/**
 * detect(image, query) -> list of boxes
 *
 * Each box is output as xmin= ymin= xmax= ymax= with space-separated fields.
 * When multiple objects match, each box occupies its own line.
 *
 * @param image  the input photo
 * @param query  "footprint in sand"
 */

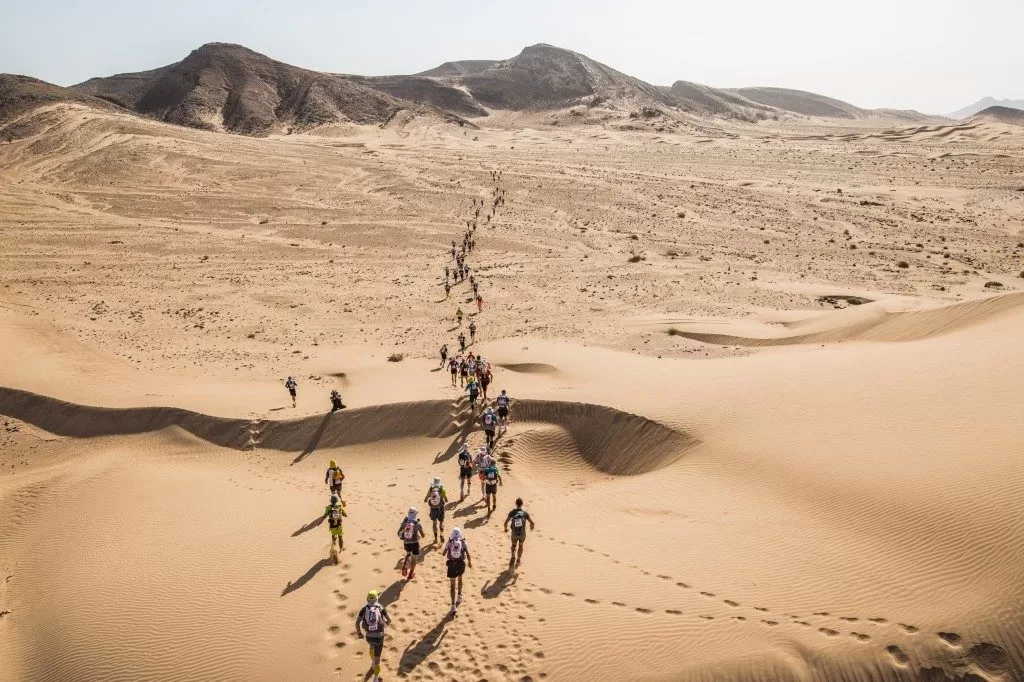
xmin=839 ymin=616 xmax=859 ymax=622
xmin=584 ymin=598 xmax=599 ymax=604
xmin=812 ymin=611 xmax=830 ymax=616
xmin=898 ymin=624 xmax=919 ymax=634
xmin=724 ymin=600 xmax=739 ymax=607
xmin=611 ymin=601 xmax=626 ymax=607
xmin=665 ymin=609 xmax=682 ymax=615
xmin=635 ymin=607 xmax=652 ymax=614
xmin=937 ymin=632 xmax=962 ymax=647
xmin=886 ymin=645 xmax=909 ymax=665
xmin=819 ymin=628 xmax=839 ymax=636
xmin=850 ymin=632 xmax=871 ymax=642
xmin=761 ymin=620 xmax=779 ymax=626
xmin=328 ymin=625 xmax=340 ymax=634
xmin=699 ymin=591 xmax=715 ymax=598
xmin=867 ymin=617 xmax=888 ymax=624
xmin=699 ymin=615 xmax=714 ymax=620
xmin=753 ymin=607 xmax=769 ymax=612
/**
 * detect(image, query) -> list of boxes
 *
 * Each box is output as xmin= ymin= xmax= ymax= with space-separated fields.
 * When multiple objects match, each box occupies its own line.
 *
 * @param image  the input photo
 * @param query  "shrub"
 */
xmin=984 ymin=281 xmax=1003 ymax=289
xmin=628 ymin=255 xmax=643 ymax=263
xmin=388 ymin=353 xmax=404 ymax=362
xmin=897 ymin=261 xmax=909 ymax=268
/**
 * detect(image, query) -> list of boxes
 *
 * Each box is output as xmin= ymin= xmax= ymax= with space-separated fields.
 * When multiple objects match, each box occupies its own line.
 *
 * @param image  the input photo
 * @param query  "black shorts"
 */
xmin=404 ymin=542 xmax=420 ymax=556
xmin=288 ymin=388 xmax=296 ymax=397
xmin=498 ymin=406 xmax=508 ymax=418
xmin=329 ymin=483 xmax=342 ymax=494
xmin=485 ymin=428 xmax=495 ymax=438
xmin=446 ymin=560 xmax=466 ymax=578
xmin=459 ymin=466 xmax=472 ymax=479
xmin=511 ymin=531 xmax=526 ymax=543
xmin=486 ymin=483 xmax=498 ymax=495
xmin=429 ymin=507 xmax=444 ymax=522
xmin=366 ymin=635 xmax=384 ymax=657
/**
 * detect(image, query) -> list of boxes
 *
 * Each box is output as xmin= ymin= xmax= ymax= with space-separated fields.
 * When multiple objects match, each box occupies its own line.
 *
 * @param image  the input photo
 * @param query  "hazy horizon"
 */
xmin=1 ymin=0 xmax=1021 ymax=115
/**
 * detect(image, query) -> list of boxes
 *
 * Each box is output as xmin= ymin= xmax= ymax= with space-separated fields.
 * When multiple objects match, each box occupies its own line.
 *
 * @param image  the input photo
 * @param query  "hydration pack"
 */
xmin=512 ymin=511 xmax=526 ymax=530
xmin=364 ymin=604 xmax=384 ymax=635
xmin=429 ymin=488 xmax=442 ymax=507
xmin=486 ymin=468 xmax=497 ymax=482
xmin=329 ymin=507 xmax=342 ymax=525
xmin=449 ymin=540 xmax=464 ymax=560
xmin=483 ymin=414 xmax=495 ymax=427
xmin=401 ymin=520 xmax=416 ymax=541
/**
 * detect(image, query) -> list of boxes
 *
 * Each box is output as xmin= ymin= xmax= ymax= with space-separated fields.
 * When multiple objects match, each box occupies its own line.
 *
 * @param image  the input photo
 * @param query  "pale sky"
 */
xmin=1 ymin=0 xmax=1020 ymax=115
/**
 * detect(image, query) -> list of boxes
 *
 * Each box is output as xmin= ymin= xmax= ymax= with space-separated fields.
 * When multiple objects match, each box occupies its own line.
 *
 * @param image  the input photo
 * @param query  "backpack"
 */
xmin=329 ymin=507 xmax=342 ymax=525
xmin=448 ymin=539 xmax=464 ymax=560
xmin=331 ymin=468 xmax=342 ymax=483
xmin=429 ymin=488 xmax=442 ymax=507
xmin=512 ymin=511 xmax=526 ymax=531
xmin=401 ymin=520 xmax=416 ymax=541
xmin=485 ymin=467 xmax=497 ymax=482
xmin=483 ymin=414 xmax=495 ymax=427
xmin=363 ymin=604 xmax=384 ymax=635
xmin=459 ymin=451 xmax=470 ymax=467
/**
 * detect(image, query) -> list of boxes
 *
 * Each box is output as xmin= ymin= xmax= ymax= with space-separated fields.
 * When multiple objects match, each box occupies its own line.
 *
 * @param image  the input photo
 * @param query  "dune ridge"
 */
xmin=0 ymin=387 xmax=694 ymax=473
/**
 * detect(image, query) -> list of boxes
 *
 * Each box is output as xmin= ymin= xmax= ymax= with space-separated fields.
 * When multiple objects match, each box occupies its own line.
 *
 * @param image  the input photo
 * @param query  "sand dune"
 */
xmin=2 ymin=88 xmax=1024 ymax=682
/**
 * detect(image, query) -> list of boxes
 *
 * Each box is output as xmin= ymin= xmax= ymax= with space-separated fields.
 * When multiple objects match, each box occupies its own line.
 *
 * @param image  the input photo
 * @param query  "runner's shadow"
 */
xmin=430 ymin=367 xmax=442 ymax=373
xmin=464 ymin=514 xmax=490 ymax=529
xmin=291 ymin=515 xmax=323 ymax=536
xmin=391 ymin=543 xmax=437 ymax=571
xmin=434 ymin=415 xmax=474 ymax=464
xmin=481 ymin=569 xmax=517 ymax=599
xmin=281 ymin=558 xmax=331 ymax=596
xmin=453 ymin=501 xmax=483 ymax=518
xmin=291 ymin=412 xmax=333 ymax=464
xmin=398 ymin=612 xmax=454 ymax=674
xmin=268 ymin=406 xmax=287 ymax=412
xmin=378 ymin=579 xmax=405 ymax=607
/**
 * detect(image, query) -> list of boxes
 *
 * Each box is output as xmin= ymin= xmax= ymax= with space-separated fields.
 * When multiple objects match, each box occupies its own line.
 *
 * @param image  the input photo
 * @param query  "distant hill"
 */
xmin=730 ymin=87 xmax=866 ymax=119
xmin=948 ymin=97 xmax=1024 ymax=120
xmin=417 ymin=60 xmax=499 ymax=78
xmin=665 ymin=81 xmax=774 ymax=118
xmin=972 ymin=105 xmax=1024 ymax=126
xmin=339 ymin=74 xmax=488 ymax=118
xmin=0 ymin=74 xmax=114 ymax=124
xmin=70 ymin=43 xmax=468 ymax=135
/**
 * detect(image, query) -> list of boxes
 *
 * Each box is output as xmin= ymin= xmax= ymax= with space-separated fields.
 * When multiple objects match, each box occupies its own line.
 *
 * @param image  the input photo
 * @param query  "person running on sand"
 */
xmin=466 ymin=375 xmax=480 ymax=410
xmin=459 ymin=357 xmax=469 ymax=387
xmin=455 ymin=308 xmax=464 ymax=326
xmin=448 ymin=356 xmax=459 ymax=387
xmin=472 ymin=280 xmax=479 ymax=296
xmin=356 ymin=589 xmax=392 ymax=682
xmin=458 ymin=332 xmax=467 ymax=352
xmin=481 ymin=406 xmax=498 ymax=450
xmin=442 ymin=528 xmax=472 ymax=614
xmin=483 ymin=458 xmax=502 ymax=515
xmin=330 ymin=389 xmax=346 ymax=412
xmin=457 ymin=444 xmax=473 ymax=498
xmin=285 ymin=376 xmax=298 ymax=408
xmin=504 ymin=498 xmax=535 ymax=570
xmin=496 ymin=390 xmax=511 ymax=431
xmin=439 ymin=344 xmax=448 ymax=367
xmin=474 ymin=446 xmax=492 ymax=499
xmin=469 ymin=320 xmax=477 ymax=344
xmin=325 ymin=459 xmax=345 ymax=495
xmin=444 ymin=280 xmax=451 ymax=298
xmin=479 ymin=369 xmax=491 ymax=402
xmin=397 ymin=507 xmax=426 ymax=579
xmin=424 ymin=477 xmax=449 ymax=543
xmin=476 ymin=294 xmax=483 ymax=312
xmin=319 ymin=493 xmax=348 ymax=557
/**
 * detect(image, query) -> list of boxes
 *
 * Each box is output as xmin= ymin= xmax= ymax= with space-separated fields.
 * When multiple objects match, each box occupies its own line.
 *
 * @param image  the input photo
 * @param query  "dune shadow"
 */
xmin=481 ymin=570 xmax=517 ymax=599
xmin=291 ymin=515 xmax=323 ymax=537
xmin=291 ymin=412 xmax=333 ymax=464
xmin=281 ymin=557 xmax=331 ymax=596
xmin=398 ymin=612 xmax=454 ymax=674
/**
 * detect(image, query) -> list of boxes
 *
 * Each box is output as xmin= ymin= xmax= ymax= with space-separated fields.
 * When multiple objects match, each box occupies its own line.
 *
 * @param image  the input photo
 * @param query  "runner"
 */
xmin=325 ymin=459 xmax=345 ymax=496
xmin=466 ymin=374 xmax=480 ymax=410
xmin=356 ymin=589 xmax=392 ymax=682
xmin=474 ymin=446 xmax=492 ymax=499
xmin=444 ymin=280 xmax=451 ymax=298
xmin=318 ymin=493 xmax=347 ymax=559
xmin=479 ymin=369 xmax=491 ymax=402
xmin=496 ymin=389 xmax=511 ymax=431
xmin=455 ymin=308 xmax=464 ymax=326
xmin=285 ymin=376 xmax=298 ymax=408
xmin=476 ymin=294 xmax=483 ymax=312
xmin=448 ymin=355 xmax=459 ymax=387
xmin=481 ymin=406 xmax=498 ymax=450
xmin=442 ymin=528 xmax=472 ymax=614
xmin=330 ymin=389 xmax=346 ymax=412
xmin=423 ymin=477 xmax=449 ymax=543
xmin=457 ymin=444 xmax=473 ymax=498
xmin=439 ymin=343 xmax=448 ymax=367
xmin=458 ymin=332 xmax=467 ymax=352
xmin=459 ymin=356 xmax=469 ymax=387
xmin=397 ymin=507 xmax=426 ymax=579
xmin=469 ymin=320 xmax=477 ymax=344
xmin=483 ymin=458 xmax=503 ymax=515
xmin=503 ymin=498 xmax=536 ymax=570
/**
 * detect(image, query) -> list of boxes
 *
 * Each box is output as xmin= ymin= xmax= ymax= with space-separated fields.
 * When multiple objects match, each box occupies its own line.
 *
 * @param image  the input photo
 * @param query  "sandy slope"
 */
xmin=2 ymin=104 xmax=1024 ymax=681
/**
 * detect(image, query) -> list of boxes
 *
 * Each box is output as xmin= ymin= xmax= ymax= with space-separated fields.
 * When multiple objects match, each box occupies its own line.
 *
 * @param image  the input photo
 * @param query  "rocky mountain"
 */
xmin=948 ymin=97 xmax=1024 ymax=120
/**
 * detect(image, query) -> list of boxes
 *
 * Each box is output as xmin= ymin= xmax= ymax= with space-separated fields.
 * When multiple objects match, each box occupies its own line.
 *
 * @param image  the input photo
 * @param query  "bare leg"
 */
xmin=449 ymin=578 xmax=456 ymax=606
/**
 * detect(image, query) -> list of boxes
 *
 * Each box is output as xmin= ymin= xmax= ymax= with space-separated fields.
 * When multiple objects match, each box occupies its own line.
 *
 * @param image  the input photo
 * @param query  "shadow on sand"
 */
xmin=291 ymin=412 xmax=333 ymax=464
xmin=291 ymin=514 xmax=323 ymax=537
xmin=481 ymin=569 xmax=517 ymax=599
xmin=281 ymin=557 xmax=332 ymax=596
xmin=398 ymin=612 xmax=454 ymax=674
